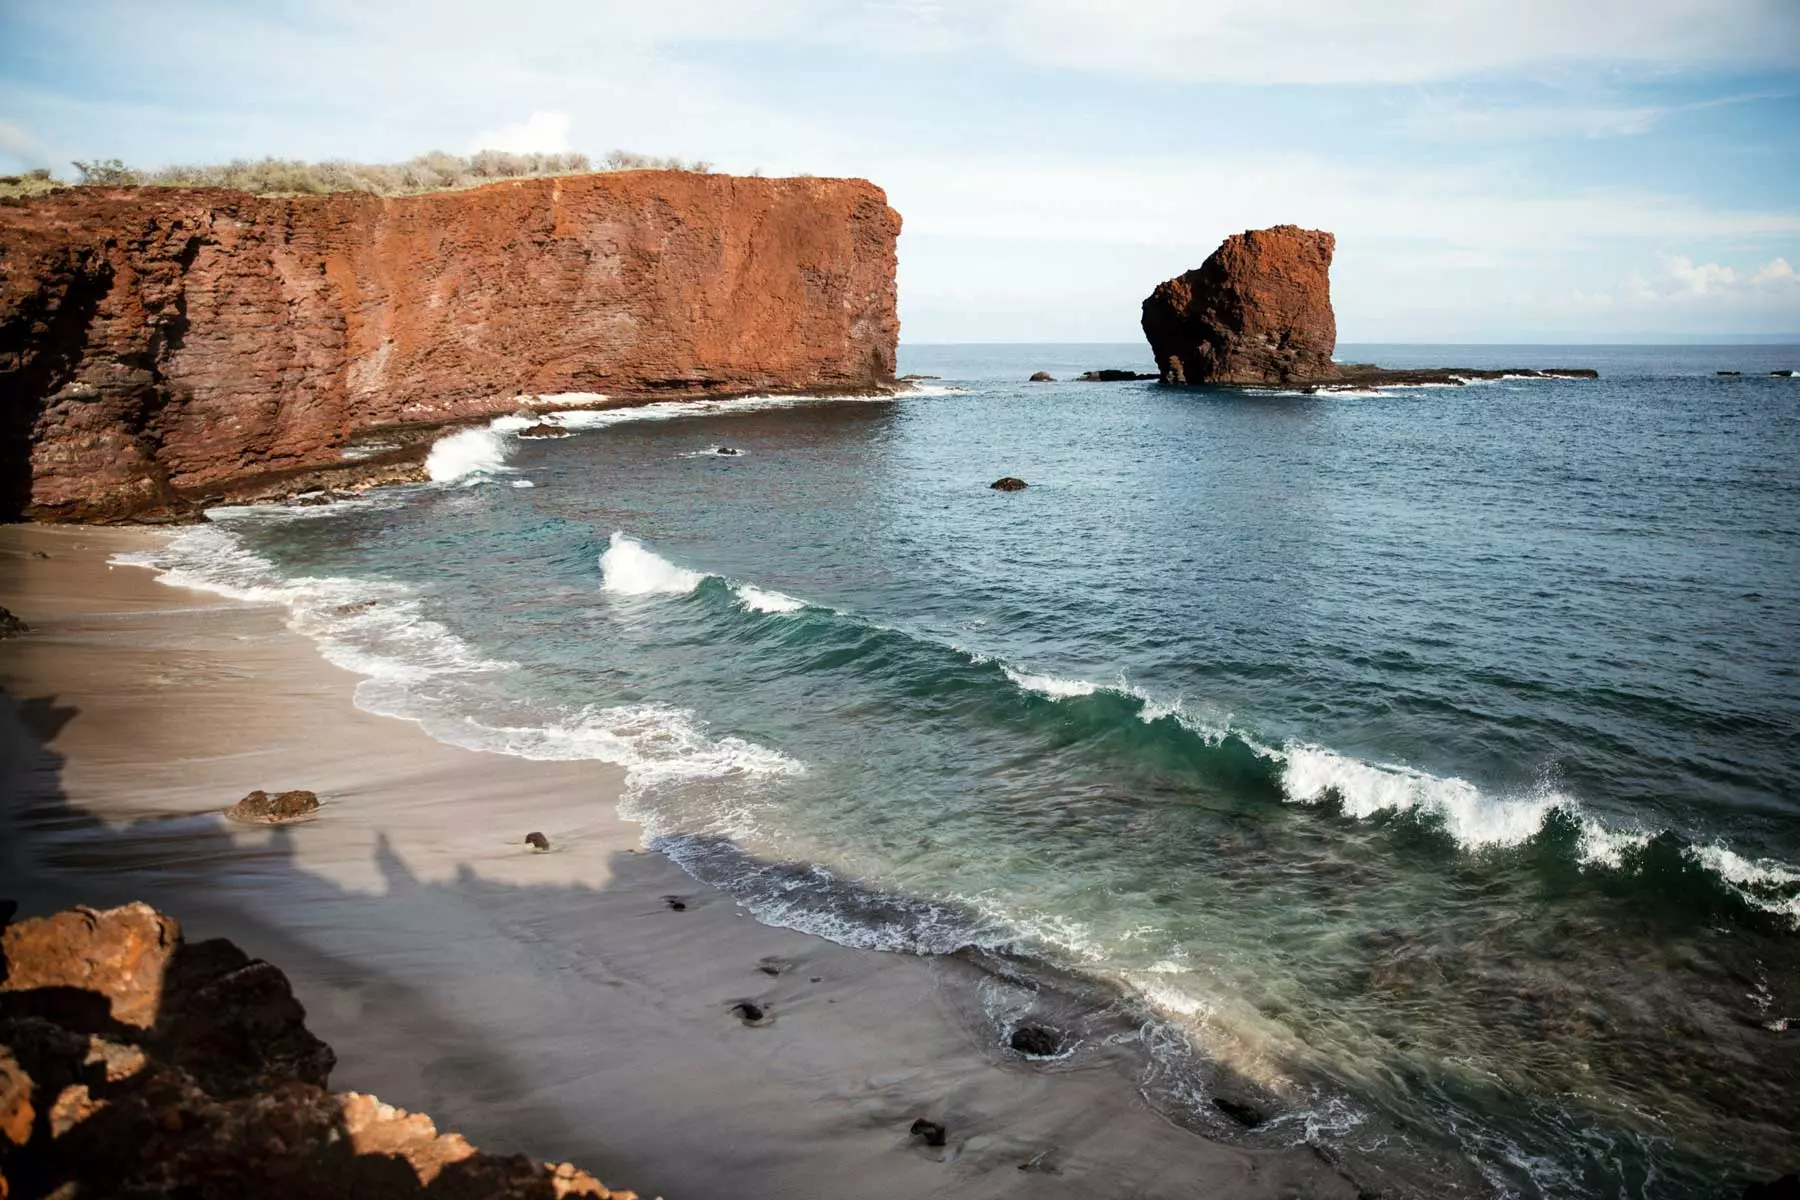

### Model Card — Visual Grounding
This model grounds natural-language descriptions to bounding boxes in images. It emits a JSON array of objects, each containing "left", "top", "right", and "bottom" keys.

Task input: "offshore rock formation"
[
  {"left": 1141, "top": 225, "right": 1336, "bottom": 386},
  {"left": 0, "top": 172, "right": 901, "bottom": 521},
  {"left": 0, "top": 902, "right": 634, "bottom": 1198}
]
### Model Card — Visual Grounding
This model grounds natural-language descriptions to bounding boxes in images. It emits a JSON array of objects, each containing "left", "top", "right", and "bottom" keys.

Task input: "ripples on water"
[{"left": 120, "top": 344, "right": 1800, "bottom": 1197}]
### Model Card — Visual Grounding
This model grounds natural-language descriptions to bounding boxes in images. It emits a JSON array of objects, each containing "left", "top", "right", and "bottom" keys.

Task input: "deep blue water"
[{"left": 133, "top": 344, "right": 1800, "bottom": 1198}]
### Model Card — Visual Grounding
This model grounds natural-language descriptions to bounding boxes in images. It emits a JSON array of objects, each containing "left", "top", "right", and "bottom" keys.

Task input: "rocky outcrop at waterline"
[
  {"left": 1142, "top": 225, "right": 1337, "bottom": 386},
  {"left": 0, "top": 901, "right": 635, "bottom": 1198},
  {"left": 0, "top": 171, "right": 901, "bottom": 522},
  {"left": 1141, "top": 226, "right": 1600, "bottom": 388}
]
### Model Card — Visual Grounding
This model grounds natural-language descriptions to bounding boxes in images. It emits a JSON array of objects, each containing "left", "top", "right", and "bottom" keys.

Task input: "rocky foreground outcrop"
[
  {"left": 0, "top": 902, "right": 634, "bottom": 1198},
  {"left": 0, "top": 172, "right": 901, "bottom": 521},
  {"left": 1141, "top": 225, "right": 1336, "bottom": 386}
]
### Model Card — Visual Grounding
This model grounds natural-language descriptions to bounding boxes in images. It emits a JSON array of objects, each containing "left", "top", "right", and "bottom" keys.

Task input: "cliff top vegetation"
[{"left": 1, "top": 149, "right": 718, "bottom": 199}]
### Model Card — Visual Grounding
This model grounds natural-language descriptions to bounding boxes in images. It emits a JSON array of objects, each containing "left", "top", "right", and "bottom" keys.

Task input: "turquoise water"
[{"left": 130, "top": 344, "right": 1800, "bottom": 1197}]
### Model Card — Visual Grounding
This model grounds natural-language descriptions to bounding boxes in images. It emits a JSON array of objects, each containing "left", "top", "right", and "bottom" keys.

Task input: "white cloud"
[
  {"left": 1751, "top": 257, "right": 1798, "bottom": 285},
  {"left": 469, "top": 111, "right": 572, "bottom": 154},
  {"left": 0, "top": 120, "right": 44, "bottom": 168},
  {"left": 1666, "top": 255, "right": 1739, "bottom": 294}
]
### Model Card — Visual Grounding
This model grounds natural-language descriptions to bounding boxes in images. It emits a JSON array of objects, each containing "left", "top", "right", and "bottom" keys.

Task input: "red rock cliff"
[
  {"left": 0, "top": 173, "right": 901, "bottom": 521},
  {"left": 1140, "top": 225, "right": 1335, "bottom": 386}
]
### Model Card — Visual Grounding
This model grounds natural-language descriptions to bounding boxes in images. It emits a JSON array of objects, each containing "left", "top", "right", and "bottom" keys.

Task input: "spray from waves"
[
  {"left": 736, "top": 584, "right": 805, "bottom": 614},
  {"left": 425, "top": 424, "right": 514, "bottom": 483},
  {"left": 599, "top": 533, "right": 706, "bottom": 596},
  {"left": 1003, "top": 666, "right": 1099, "bottom": 699}
]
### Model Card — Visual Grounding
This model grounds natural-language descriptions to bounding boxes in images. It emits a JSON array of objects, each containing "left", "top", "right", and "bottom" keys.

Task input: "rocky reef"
[
  {"left": 0, "top": 171, "right": 901, "bottom": 522},
  {"left": 0, "top": 901, "right": 634, "bottom": 1198},
  {"left": 1141, "top": 225, "right": 1337, "bottom": 386}
]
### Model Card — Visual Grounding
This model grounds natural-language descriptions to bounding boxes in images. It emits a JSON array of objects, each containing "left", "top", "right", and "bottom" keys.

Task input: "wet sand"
[{"left": 0, "top": 523, "right": 1357, "bottom": 1200}]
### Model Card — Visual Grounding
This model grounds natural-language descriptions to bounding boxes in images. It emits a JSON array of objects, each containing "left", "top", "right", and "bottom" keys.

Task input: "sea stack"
[{"left": 1140, "top": 225, "right": 1337, "bottom": 386}]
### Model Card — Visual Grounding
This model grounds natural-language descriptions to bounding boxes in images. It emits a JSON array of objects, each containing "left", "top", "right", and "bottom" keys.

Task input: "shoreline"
[{"left": 0, "top": 524, "right": 1361, "bottom": 1200}]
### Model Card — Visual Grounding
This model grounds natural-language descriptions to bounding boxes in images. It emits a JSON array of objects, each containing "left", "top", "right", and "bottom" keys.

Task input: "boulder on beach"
[
  {"left": 1029, "top": 371, "right": 1055, "bottom": 382},
  {"left": 0, "top": 606, "right": 28, "bottom": 639},
  {"left": 1141, "top": 225, "right": 1337, "bottom": 386},
  {"left": 990, "top": 477, "right": 1028, "bottom": 492},
  {"left": 225, "top": 789, "right": 320, "bottom": 824},
  {"left": 0, "top": 902, "right": 632, "bottom": 1198}
]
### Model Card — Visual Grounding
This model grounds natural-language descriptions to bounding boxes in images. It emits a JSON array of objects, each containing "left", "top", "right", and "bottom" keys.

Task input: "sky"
[{"left": 2, "top": 0, "right": 1797, "bottom": 343}]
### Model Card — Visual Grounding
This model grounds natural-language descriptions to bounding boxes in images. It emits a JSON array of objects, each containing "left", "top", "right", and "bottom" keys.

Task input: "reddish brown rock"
[
  {"left": 225, "top": 789, "right": 321, "bottom": 824},
  {"left": 1141, "top": 225, "right": 1336, "bottom": 386},
  {"left": 0, "top": 172, "right": 901, "bottom": 522},
  {"left": 0, "top": 902, "right": 635, "bottom": 1198}
]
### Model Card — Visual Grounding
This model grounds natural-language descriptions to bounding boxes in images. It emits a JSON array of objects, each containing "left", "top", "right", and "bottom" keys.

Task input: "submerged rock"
[
  {"left": 224, "top": 789, "right": 320, "bottom": 824},
  {"left": 730, "top": 1001, "right": 765, "bottom": 1023},
  {"left": 1010, "top": 1025, "right": 1062, "bottom": 1056},
  {"left": 0, "top": 902, "right": 633, "bottom": 1198},
  {"left": 909, "top": 1118, "right": 947, "bottom": 1148},
  {"left": 0, "top": 606, "right": 28, "bottom": 638},
  {"left": 1142, "top": 225, "right": 1337, "bottom": 386},
  {"left": 525, "top": 832, "right": 551, "bottom": 852},
  {"left": 1029, "top": 371, "right": 1054, "bottom": 382},
  {"left": 990, "top": 477, "right": 1028, "bottom": 492},
  {"left": 1719, "top": 371, "right": 1743, "bottom": 376},
  {"left": 1211, "top": 1095, "right": 1269, "bottom": 1128}
]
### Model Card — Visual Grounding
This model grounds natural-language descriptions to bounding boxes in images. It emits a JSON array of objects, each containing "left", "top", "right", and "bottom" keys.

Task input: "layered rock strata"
[
  {"left": 0, "top": 172, "right": 901, "bottom": 521},
  {"left": 0, "top": 901, "right": 633, "bottom": 1198}
]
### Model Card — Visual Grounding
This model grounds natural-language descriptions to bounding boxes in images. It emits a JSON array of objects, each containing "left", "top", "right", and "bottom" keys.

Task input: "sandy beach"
[{"left": 0, "top": 523, "right": 1358, "bottom": 1200}]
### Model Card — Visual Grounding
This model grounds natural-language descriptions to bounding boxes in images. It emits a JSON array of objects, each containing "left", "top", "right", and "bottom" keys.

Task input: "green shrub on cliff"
[
  {"left": 0, "top": 167, "right": 62, "bottom": 198},
  {"left": 56, "top": 149, "right": 714, "bottom": 198}
]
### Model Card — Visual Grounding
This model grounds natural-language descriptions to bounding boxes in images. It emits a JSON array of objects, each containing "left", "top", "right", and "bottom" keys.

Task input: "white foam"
[
  {"left": 1692, "top": 843, "right": 1800, "bottom": 924},
  {"left": 1003, "top": 666, "right": 1099, "bottom": 699},
  {"left": 510, "top": 480, "right": 536, "bottom": 488},
  {"left": 1279, "top": 743, "right": 1568, "bottom": 848},
  {"left": 736, "top": 584, "right": 805, "bottom": 614},
  {"left": 425, "top": 425, "right": 512, "bottom": 483},
  {"left": 599, "top": 532, "right": 706, "bottom": 597}
]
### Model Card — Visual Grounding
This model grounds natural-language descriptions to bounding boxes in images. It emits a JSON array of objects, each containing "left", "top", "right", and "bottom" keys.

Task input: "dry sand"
[{"left": 0, "top": 523, "right": 1358, "bottom": 1199}]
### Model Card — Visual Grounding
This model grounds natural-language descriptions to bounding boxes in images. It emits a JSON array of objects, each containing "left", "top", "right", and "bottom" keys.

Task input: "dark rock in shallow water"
[
  {"left": 730, "top": 1001, "right": 765, "bottom": 1023},
  {"left": 525, "top": 831, "right": 550, "bottom": 852},
  {"left": 1029, "top": 371, "right": 1054, "bottom": 381},
  {"left": 990, "top": 477, "right": 1028, "bottom": 492},
  {"left": 663, "top": 895, "right": 688, "bottom": 911},
  {"left": 0, "top": 607, "right": 28, "bottom": 638},
  {"left": 898, "top": 374, "right": 941, "bottom": 381},
  {"left": 909, "top": 1118, "right": 947, "bottom": 1147},
  {"left": 1774, "top": 370, "right": 1795, "bottom": 377},
  {"left": 1010, "top": 1025, "right": 1062, "bottom": 1056},
  {"left": 715, "top": 447, "right": 742, "bottom": 456},
  {"left": 224, "top": 789, "right": 319, "bottom": 824},
  {"left": 1211, "top": 1095, "right": 1268, "bottom": 1128},
  {"left": 1076, "top": 369, "right": 1157, "bottom": 381},
  {"left": 515, "top": 422, "right": 572, "bottom": 439}
]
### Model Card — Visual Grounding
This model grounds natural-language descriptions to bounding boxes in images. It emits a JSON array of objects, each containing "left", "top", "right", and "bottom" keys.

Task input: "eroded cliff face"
[
  {"left": 1140, "top": 225, "right": 1336, "bottom": 386},
  {"left": 0, "top": 172, "right": 900, "bottom": 521}
]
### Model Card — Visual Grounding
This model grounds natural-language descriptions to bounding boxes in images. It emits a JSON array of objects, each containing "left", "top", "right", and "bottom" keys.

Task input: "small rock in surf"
[
  {"left": 1211, "top": 1095, "right": 1268, "bottom": 1128},
  {"left": 525, "top": 831, "right": 550, "bottom": 851},
  {"left": 990, "top": 477, "right": 1028, "bottom": 492},
  {"left": 1029, "top": 371, "right": 1054, "bottom": 381},
  {"left": 730, "top": 1000, "right": 765, "bottom": 1023},
  {"left": 1010, "top": 1025, "right": 1061, "bottom": 1056},
  {"left": 909, "top": 1118, "right": 947, "bottom": 1148},
  {"left": 0, "top": 606, "right": 30, "bottom": 638},
  {"left": 715, "top": 447, "right": 742, "bottom": 456},
  {"left": 663, "top": 895, "right": 688, "bottom": 911}
]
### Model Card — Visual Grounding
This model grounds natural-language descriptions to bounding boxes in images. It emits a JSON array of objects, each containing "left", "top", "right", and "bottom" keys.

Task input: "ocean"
[{"left": 121, "top": 343, "right": 1800, "bottom": 1197}]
